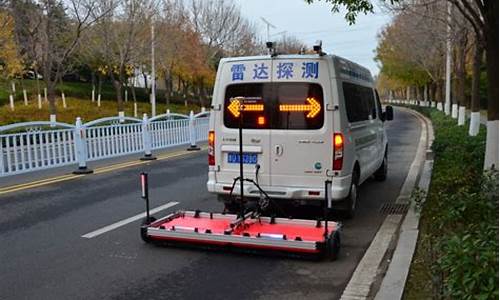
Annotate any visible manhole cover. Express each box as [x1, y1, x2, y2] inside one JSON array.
[[379, 203, 409, 215]]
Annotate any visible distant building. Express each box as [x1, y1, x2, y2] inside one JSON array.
[[128, 67, 164, 90]]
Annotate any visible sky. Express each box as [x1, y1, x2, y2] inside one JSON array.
[[233, 0, 393, 76]]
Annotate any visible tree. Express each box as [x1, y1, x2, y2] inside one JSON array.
[[9, 0, 45, 99], [95, 0, 158, 113], [189, 0, 260, 68], [447, 0, 498, 169], [276, 35, 307, 54], [308, 0, 498, 169], [20, 0, 109, 117], [0, 10, 23, 81], [468, 39, 483, 136], [78, 14, 109, 102], [190, 0, 251, 56], [374, 12, 436, 99], [156, 0, 195, 105]]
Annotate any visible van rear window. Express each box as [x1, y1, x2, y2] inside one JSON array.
[[223, 83, 324, 130]]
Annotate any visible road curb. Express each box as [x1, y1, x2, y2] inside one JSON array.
[[340, 107, 433, 300], [373, 108, 434, 300]]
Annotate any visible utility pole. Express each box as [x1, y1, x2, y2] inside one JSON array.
[[151, 23, 156, 117], [444, 2, 452, 116], [271, 30, 287, 51], [272, 30, 287, 40], [260, 17, 276, 42]]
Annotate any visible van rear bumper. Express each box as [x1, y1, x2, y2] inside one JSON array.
[[207, 172, 352, 201]]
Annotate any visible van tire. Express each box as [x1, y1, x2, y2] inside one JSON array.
[[340, 170, 359, 219], [374, 152, 388, 181]]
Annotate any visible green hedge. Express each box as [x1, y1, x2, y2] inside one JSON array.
[[405, 108, 498, 300]]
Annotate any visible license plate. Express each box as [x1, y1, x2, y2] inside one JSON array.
[[227, 152, 258, 164]]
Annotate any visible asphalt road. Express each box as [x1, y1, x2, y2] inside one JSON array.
[[0, 107, 420, 300]]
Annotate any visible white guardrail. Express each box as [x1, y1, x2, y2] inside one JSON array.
[[0, 110, 209, 177]]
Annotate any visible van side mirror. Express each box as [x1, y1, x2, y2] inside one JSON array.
[[384, 106, 394, 121]]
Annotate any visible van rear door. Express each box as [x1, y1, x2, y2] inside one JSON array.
[[269, 59, 332, 188], [216, 60, 273, 186]]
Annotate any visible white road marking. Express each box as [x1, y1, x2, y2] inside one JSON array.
[[81, 202, 179, 239]]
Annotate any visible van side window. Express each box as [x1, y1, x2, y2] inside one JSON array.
[[342, 82, 376, 122], [375, 90, 383, 120], [366, 89, 377, 120]]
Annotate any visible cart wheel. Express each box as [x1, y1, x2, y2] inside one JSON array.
[[326, 232, 341, 261], [140, 217, 157, 243], [140, 226, 150, 243]]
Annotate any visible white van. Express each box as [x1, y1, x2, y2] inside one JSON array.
[[206, 52, 393, 217]]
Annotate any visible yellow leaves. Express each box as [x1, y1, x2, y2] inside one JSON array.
[[125, 64, 134, 77], [97, 65, 109, 75], [0, 11, 23, 79], [376, 73, 406, 91], [156, 24, 214, 86], [97, 64, 134, 76]]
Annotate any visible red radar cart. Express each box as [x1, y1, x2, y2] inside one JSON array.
[[140, 97, 341, 259]]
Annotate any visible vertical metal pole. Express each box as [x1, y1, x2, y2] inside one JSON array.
[[141, 113, 156, 160], [324, 180, 332, 237], [0, 136, 4, 176], [151, 23, 156, 117], [239, 102, 244, 217], [445, 1, 452, 115], [187, 110, 200, 151], [141, 172, 150, 222], [73, 117, 93, 174]]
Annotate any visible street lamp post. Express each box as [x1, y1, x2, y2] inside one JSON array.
[[151, 23, 156, 117], [260, 17, 276, 42]]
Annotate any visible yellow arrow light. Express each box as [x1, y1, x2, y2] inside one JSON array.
[[279, 97, 321, 118], [228, 99, 241, 118], [227, 98, 264, 118]]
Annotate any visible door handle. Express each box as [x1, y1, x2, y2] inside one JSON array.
[[275, 145, 283, 156]]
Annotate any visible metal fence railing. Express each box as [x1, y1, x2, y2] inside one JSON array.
[[0, 111, 210, 177]]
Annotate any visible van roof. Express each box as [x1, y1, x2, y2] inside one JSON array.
[[220, 54, 373, 82]]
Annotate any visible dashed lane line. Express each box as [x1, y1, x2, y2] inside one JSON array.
[[81, 201, 179, 238]]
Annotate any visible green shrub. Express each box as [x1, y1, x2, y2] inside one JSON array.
[[404, 107, 498, 300], [437, 172, 498, 300]]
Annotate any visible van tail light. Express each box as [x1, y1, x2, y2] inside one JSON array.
[[333, 133, 343, 170], [208, 130, 215, 166]]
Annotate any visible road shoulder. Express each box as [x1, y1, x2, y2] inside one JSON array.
[[340, 108, 434, 300]]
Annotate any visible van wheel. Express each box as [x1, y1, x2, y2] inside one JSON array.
[[340, 171, 359, 219], [374, 152, 388, 181]]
